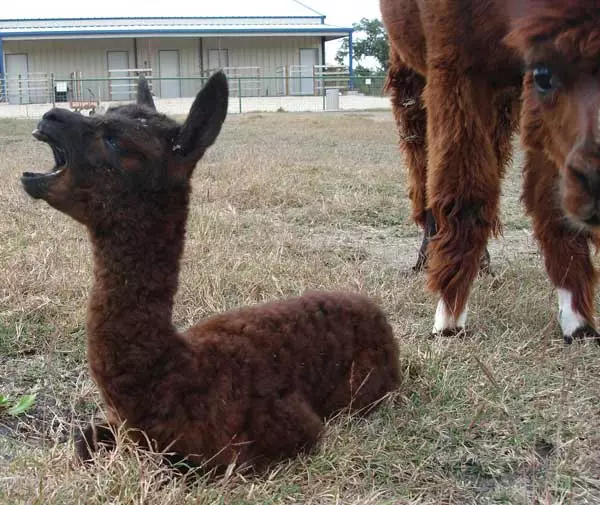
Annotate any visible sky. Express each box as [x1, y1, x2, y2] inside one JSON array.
[[0, 0, 382, 25], [306, 0, 382, 26], [0, 0, 383, 65], [308, 0, 383, 64]]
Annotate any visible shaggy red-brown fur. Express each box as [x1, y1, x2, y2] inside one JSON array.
[[381, 0, 600, 342], [21, 73, 400, 472]]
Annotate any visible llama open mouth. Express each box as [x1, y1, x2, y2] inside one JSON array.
[[21, 128, 67, 181], [21, 127, 70, 199]]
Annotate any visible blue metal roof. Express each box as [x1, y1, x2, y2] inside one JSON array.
[[0, 17, 352, 41], [0, 26, 353, 38], [0, 15, 325, 23]]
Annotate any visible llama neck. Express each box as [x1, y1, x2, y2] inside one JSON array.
[[86, 191, 189, 370]]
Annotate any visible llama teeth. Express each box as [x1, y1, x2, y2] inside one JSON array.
[[32, 129, 45, 140], [21, 168, 64, 180], [32, 129, 51, 143], [40, 168, 65, 178]]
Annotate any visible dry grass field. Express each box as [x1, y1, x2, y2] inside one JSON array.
[[1, 110, 599, 504]]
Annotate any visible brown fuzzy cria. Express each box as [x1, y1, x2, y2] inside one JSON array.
[[380, 0, 600, 341], [21, 72, 400, 472]]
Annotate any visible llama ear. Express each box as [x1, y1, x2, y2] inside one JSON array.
[[174, 71, 228, 171], [136, 75, 156, 111]]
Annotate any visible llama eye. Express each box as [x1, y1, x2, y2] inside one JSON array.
[[533, 67, 555, 94], [104, 136, 119, 152]]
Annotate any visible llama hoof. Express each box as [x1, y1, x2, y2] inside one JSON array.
[[411, 254, 428, 273], [432, 299, 468, 336], [557, 290, 595, 345], [565, 325, 600, 344], [431, 327, 468, 338], [412, 209, 436, 273], [478, 250, 494, 277], [75, 423, 116, 463]]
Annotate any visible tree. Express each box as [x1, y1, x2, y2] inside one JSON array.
[[335, 18, 390, 73]]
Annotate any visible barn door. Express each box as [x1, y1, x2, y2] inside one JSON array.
[[5, 54, 29, 104], [107, 51, 130, 100], [159, 50, 181, 98], [299, 48, 317, 95]]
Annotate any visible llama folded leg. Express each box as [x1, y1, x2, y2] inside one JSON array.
[[248, 392, 324, 466], [318, 349, 398, 417], [75, 422, 117, 463]]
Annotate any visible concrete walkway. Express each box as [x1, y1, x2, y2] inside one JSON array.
[[0, 95, 391, 119]]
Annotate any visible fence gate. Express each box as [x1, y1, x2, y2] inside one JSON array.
[[5, 54, 30, 104], [222, 67, 261, 97]]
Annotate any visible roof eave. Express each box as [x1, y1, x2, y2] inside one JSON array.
[[0, 27, 354, 40]]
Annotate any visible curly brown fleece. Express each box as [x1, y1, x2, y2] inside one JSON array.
[[21, 72, 400, 472], [381, 0, 600, 342]]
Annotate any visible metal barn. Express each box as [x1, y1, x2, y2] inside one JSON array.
[[0, 1, 353, 105]]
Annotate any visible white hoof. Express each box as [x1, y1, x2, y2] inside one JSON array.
[[557, 289, 588, 340], [432, 299, 468, 334]]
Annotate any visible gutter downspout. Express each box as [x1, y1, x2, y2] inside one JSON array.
[[133, 38, 139, 70]]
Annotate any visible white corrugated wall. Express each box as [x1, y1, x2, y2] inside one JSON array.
[[4, 38, 136, 101], [202, 36, 322, 96], [3, 35, 323, 100], [3, 38, 134, 78]]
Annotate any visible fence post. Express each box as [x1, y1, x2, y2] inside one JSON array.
[[238, 77, 242, 114]]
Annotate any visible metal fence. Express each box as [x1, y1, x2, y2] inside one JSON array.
[[0, 72, 388, 113]]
